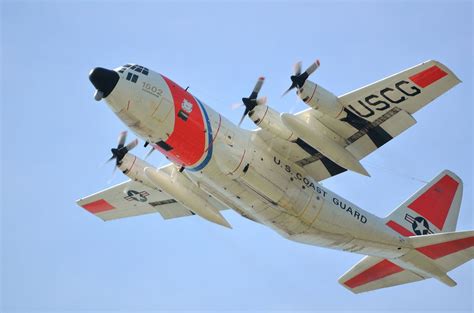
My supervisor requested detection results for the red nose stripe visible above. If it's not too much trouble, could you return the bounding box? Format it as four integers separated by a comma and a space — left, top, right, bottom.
416, 236, 474, 260
409, 65, 448, 88
344, 259, 403, 289
160, 76, 206, 166
82, 199, 115, 214
407, 175, 459, 230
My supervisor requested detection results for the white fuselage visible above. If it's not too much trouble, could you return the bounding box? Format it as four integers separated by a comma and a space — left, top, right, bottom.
105, 65, 410, 259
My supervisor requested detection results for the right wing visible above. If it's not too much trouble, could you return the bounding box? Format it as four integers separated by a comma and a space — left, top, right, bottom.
77, 179, 194, 221
77, 165, 228, 222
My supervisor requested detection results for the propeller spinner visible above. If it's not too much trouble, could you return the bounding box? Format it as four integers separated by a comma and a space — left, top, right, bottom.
283, 59, 320, 96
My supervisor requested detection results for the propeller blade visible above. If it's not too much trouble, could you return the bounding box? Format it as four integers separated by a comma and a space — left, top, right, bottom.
237, 76, 265, 127
255, 77, 265, 91
283, 59, 320, 97
282, 84, 296, 97
231, 102, 243, 110
293, 61, 302, 76
305, 59, 320, 76
250, 77, 265, 99
238, 110, 247, 126
125, 138, 139, 151
104, 132, 141, 184
106, 155, 116, 164
117, 131, 127, 149
107, 165, 118, 184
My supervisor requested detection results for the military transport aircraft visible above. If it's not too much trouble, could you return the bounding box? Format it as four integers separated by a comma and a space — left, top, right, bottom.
78, 60, 473, 293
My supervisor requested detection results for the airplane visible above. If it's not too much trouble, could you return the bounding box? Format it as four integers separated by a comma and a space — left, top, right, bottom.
77, 59, 473, 293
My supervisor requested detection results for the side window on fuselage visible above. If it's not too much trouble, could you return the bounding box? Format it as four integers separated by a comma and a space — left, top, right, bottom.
126, 72, 139, 83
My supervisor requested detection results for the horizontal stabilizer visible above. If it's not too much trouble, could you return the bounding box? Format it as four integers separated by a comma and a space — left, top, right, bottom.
409, 231, 474, 272
340, 231, 473, 293
338, 256, 425, 294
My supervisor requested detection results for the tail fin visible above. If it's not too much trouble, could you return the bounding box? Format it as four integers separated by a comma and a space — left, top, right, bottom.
340, 171, 469, 294
384, 170, 462, 236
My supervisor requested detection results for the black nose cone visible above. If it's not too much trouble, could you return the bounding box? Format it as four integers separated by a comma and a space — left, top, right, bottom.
89, 67, 120, 97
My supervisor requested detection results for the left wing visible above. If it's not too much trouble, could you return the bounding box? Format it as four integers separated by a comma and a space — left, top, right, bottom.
77, 179, 195, 221
258, 60, 460, 181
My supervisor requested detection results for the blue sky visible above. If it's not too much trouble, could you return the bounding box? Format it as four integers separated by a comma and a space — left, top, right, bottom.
1, 1, 472, 312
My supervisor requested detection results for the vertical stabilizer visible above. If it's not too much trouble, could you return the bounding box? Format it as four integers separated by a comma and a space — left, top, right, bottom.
384, 170, 462, 236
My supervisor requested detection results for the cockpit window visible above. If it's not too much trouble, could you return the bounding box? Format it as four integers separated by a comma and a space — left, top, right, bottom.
117, 64, 133, 73
117, 64, 149, 75
129, 64, 149, 75
126, 72, 139, 83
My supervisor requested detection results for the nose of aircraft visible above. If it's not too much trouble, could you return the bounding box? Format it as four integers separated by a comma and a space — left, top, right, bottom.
89, 67, 120, 100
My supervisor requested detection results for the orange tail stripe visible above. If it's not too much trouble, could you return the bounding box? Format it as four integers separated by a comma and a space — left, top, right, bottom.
407, 175, 458, 230
344, 260, 403, 289
416, 237, 474, 260
386, 220, 415, 237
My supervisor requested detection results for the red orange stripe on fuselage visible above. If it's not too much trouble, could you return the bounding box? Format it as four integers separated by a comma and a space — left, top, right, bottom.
158, 76, 209, 168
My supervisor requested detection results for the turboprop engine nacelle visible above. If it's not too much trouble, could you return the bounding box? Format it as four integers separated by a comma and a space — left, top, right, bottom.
118, 153, 155, 188
144, 167, 232, 228
249, 104, 298, 141
118, 152, 231, 228
280, 113, 369, 176
299, 80, 344, 118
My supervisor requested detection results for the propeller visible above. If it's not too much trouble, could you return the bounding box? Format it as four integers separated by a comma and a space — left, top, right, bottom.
237, 77, 267, 126
106, 131, 138, 170
282, 59, 320, 96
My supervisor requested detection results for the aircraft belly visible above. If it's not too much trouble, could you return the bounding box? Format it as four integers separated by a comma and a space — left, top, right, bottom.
182, 107, 405, 258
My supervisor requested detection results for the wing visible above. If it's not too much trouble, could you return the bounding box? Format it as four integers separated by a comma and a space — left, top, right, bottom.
338, 256, 426, 294
77, 165, 228, 222
77, 179, 194, 221
260, 60, 460, 181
